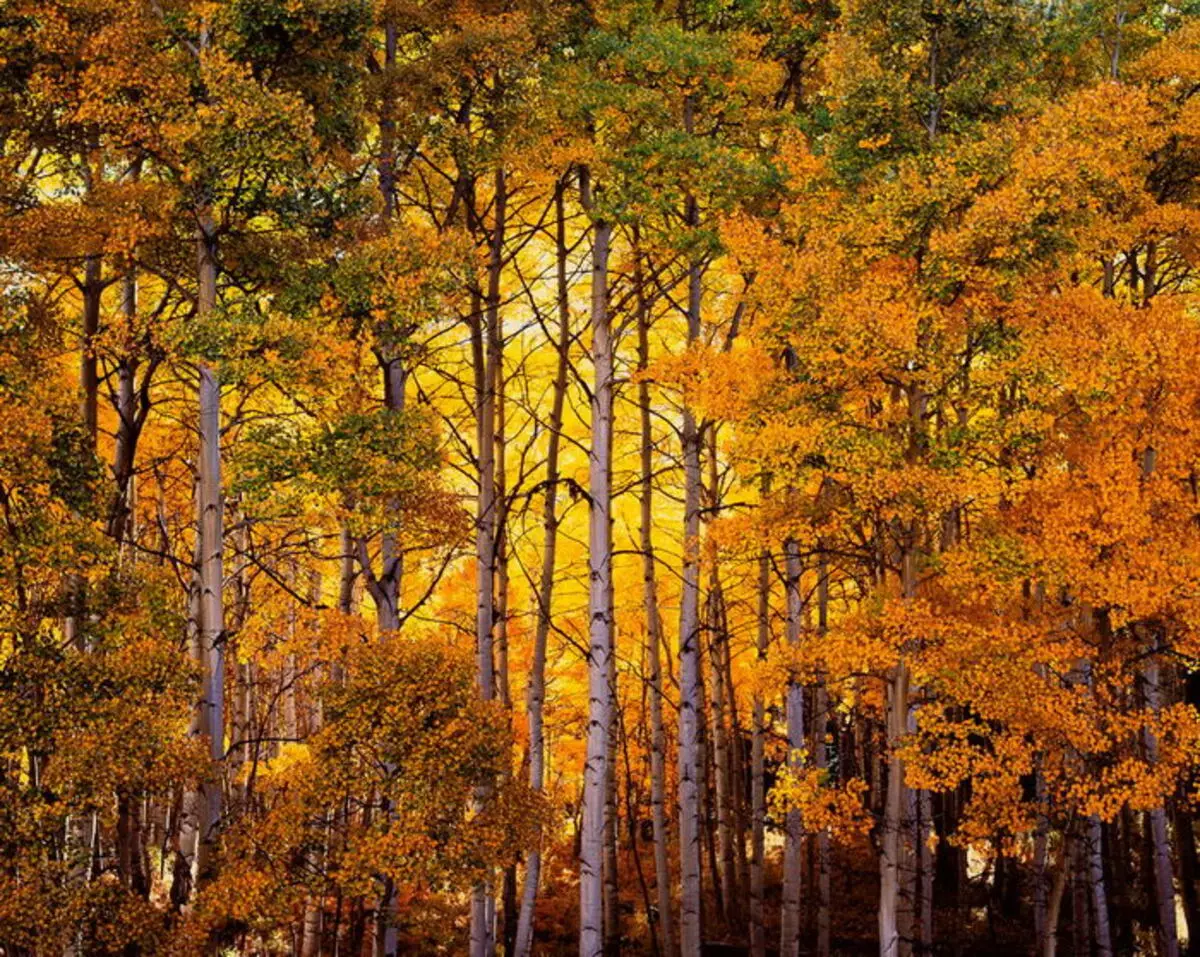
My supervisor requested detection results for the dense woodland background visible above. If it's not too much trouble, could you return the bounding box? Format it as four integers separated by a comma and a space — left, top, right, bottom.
4, 1, 1200, 955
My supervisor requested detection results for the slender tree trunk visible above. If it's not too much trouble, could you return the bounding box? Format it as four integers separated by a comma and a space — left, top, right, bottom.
1087, 812, 1113, 957
1176, 802, 1200, 956
604, 621, 621, 957
635, 237, 675, 957
514, 178, 573, 957
677, 125, 705, 955
195, 201, 225, 892
815, 549, 832, 957
496, 344, 519, 957
580, 167, 614, 957
917, 782, 933, 953
1071, 827, 1091, 957
880, 655, 911, 957
781, 537, 804, 957
1043, 829, 1070, 957
470, 166, 506, 957
707, 432, 737, 938
1033, 756, 1049, 957
750, 499, 770, 957
1144, 634, 1180, 957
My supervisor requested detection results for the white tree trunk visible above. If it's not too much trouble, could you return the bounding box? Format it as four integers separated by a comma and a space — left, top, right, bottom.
879, 661, 910, 957
195, 204, 225, 890
579, 184, 613, 957
676, 245, 705, 957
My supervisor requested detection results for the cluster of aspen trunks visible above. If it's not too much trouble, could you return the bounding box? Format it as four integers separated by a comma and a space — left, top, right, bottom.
4, 2, 1200, 957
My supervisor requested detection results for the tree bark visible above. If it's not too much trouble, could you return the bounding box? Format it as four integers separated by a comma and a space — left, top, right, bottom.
880, 657, 911, 957
635, 235, 675, 957
514, 176, 573, 957
706, 432, 738, 938
815, 549, 831, 957
580, 167, 614, 957
1087, 812, 1113, 957
781, 537, 804, 957
195, 201, 225, 892
750, 498, 770, 957
470, 166, 506, 957
1144, 635, 1180, 957
1043, 829, 1070, 957
677, 209, 705, 957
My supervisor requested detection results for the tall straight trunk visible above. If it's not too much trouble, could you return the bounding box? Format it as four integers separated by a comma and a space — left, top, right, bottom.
1137, 442, 1176, 957
470, 167, 506, 957
514, 178, 572, 957
603, 549, 619, 957
173, 525, 203, 912
195, 202, 225, 891
635, 237, 674, 957
1043, 829, 1070, 957
1145, 647, 1180, 957
884, 384, 924, 957
749, 497, 770, 957
603, 619, 621, 957
699, 660, 720, 931
677, 128, 705, 955
881, 550, 915, 957
880, 658, 911, 957
729, 643, 751, 940
495, 377, 511, 708
1147, 802, 1179, 957
815, 550, 831, 957
1070, 829, 1091, 957
1176, 802, 1200, 956
916, 782, 933, 953
1033, 756, 1049, 957
1087, 812, 1113, 957
780, 537, 804, 957
495, 311, 517, 957
178, 18, 226, 907
579, 168, 614, 957
1074, 655, 1112, 957
301, 571, 326, 957
706, 431, 737, 936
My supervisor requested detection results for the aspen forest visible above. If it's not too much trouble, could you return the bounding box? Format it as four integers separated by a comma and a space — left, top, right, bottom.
12, 1, 1200, 955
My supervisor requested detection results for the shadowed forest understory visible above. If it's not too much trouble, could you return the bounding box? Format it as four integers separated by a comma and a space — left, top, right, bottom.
5, 1, 1200, 955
